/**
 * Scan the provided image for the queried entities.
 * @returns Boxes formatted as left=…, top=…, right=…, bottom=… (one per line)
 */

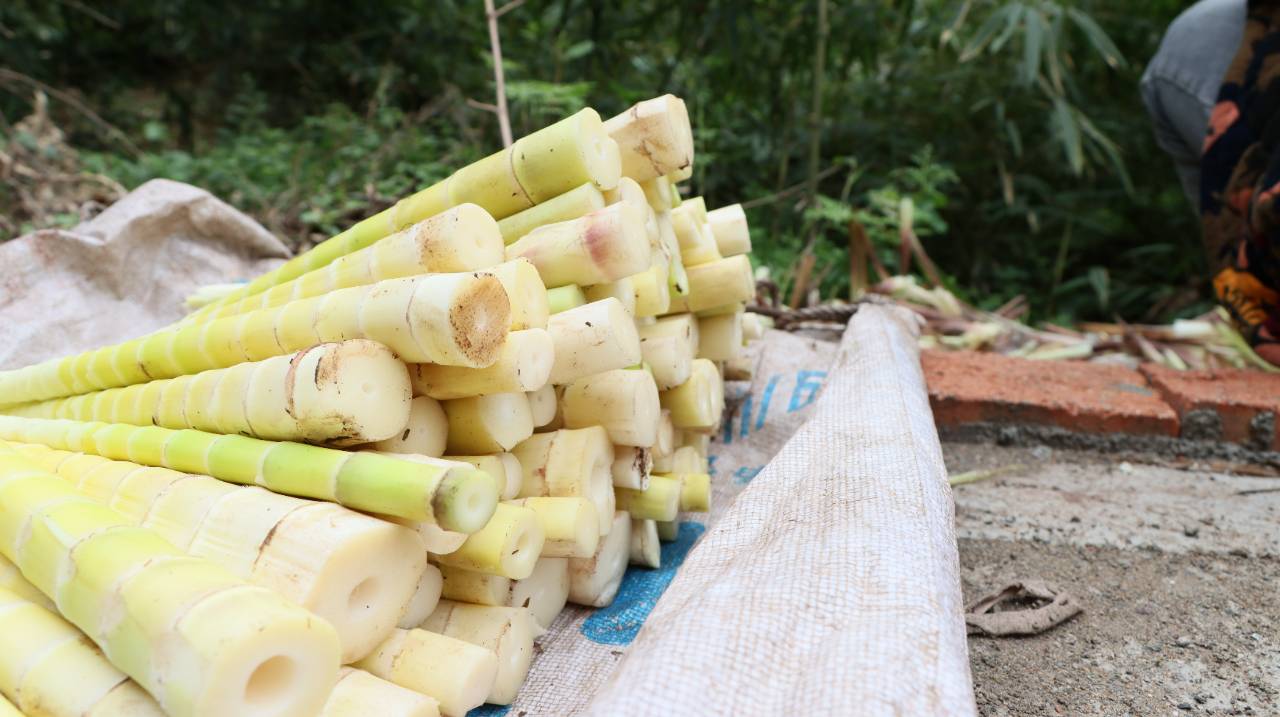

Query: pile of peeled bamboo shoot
left=0, top=94, right=763, bottom=717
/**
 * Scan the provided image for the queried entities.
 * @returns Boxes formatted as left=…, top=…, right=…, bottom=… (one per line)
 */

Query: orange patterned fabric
left=1202, top=2, right=1280, bottom=357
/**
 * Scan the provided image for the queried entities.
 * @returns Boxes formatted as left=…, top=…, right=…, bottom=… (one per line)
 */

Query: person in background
left=1143, top=0, right=1280, bottom=365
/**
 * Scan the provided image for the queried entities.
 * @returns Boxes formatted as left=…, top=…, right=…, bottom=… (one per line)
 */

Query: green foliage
left=0, top=0, right=1203, bottom=323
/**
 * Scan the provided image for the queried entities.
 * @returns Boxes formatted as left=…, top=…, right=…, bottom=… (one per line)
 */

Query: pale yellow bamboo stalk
left=605, top=95, right=694, bottom=182
left=355, top=628, right=497, bottom=717
left=547, top=299, right=642, bottom=385
left=546, top=285, right=587, bottom=315
left=411, top=329, right=553, bottom=400
left=660, top=359, right=724, bottom=431
left=665, top=254, right=755, bottom=314
left=611, top=445, right=652, bottom=491
left=199, top=107, right=623, bottom=316
left=483, top=259, right=549, bottom=331
left=670, top=444, right=708, bottom=474
left=656, top=519, right=679, bottom=542
left=321, top=667, right=441, bottom=717
left=638, top=314, right=700, bottom=390
left=367, top=396, right=448, bottom=458
left=656, top=211, right=689, bottom=296
left=629, top=517, right=661, bottom=568
left=640, top=176, right=674, bottom=213
left=11, top=341, right=412, bottom=445
left=671, top=207, right=722, bottom=267
left=512, top=427, right=615, bottom=536
left=420, top=601, right=542, bottom=706
left=430, top=504, right=544, bottom=580
left=0, top=273, right=511, bottom=406
left=568, top=511, right=632, bottom=607
left=653, top=410, right=675, bottom=463
left=0, top=586, right=166, bottom=717
left=504, top=496, right=599, bottom=559
left=497, top=183, right=605, bottom=245
left=442, top=393, right=534, bottom=454
left=0, top=443, right=341, bottom=717
left=0, top=417, right=497, bottom=528
left=18, top=443, right=429, bottom=663
left=742, top=312, right=770, bottom=341
left=615, top=475, right=682, bottom=521
left=185, top=204, right=504, bottom=325
left=446, top=453, right=522, bottom=501
left=665, top=471, right=712, bottom=512
left=436, top=558, right=568, bottom=630
left=583, top=277, right=637, bottom=316
left=506, top=202, right=651, bottom=288
left=631, top=263, right=672, bottom=317
left=680, top=430, right=712, bottom=456
left=698, top=307, right=745, bottom=361
left=397, top=565, right=443, bottom=631
left=667, top=165, right=693, bottom=183
left=0, top=554, right=53, bottom=612
left=707, top=203, right=752, bottom=256
left=561, top=369, right=661, bottom=447
left=506, top=557, right=569, bottom=629
left=526, top=384, right=558, bottom=428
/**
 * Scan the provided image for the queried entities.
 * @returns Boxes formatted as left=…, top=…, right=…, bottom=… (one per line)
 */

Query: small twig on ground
left=949, top=464, right=1027, bottom=487
left=1236, top=487, right=1280, bottom=496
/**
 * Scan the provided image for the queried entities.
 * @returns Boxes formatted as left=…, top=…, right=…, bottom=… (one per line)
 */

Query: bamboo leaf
left=1075, top=109, right=1134, bottom=194
left=1065, top=7, right=1125, bottom=69
left=990, top=4, right=1023, bottom=54
left=1050, top=97, right=1084, bottom=174
left=1088, top=266, right=1110, bottom=310
left=1019, top=8, right=1044, bottom=86
left=959, top=5, right=1015, bottom=62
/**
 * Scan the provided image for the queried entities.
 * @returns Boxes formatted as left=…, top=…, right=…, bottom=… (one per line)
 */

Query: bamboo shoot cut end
left=526, top=384, right=557, bottom=428
left=629, top=518, right=661, bottom=568
left=568, top=511, right=632, bottom=607
left=547, top=299, right=642, bottom=385
left=291, top=341, right=413, bottom=445
left=397, top=564, right=443, bottom=631
left=507, top=557, right=569, bottom=629
left=368, top=396, right=448, bottom=458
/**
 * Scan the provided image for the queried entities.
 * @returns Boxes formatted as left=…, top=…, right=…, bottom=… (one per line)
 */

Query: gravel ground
left=944, top=443, right=1280, bottom=716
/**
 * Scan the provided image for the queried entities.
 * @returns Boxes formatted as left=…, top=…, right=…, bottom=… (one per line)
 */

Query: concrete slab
left=945, top=443, right=1280, bottom=716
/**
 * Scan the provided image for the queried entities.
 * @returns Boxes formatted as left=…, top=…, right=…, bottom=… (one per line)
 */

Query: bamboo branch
left=0, top=70, right=141, bottom=156
left=805, top=0, right=829, bottom=210
left=484, top=0, right=515, bottom=148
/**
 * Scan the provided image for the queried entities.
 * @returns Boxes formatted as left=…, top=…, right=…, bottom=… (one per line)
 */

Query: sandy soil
left=944, top=442, right=1280, bottom=716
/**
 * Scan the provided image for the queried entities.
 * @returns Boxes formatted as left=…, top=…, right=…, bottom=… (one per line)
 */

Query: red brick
left=1140, top=364, right=1280, bottom=449
left=922, top=350, right=1179, bottom=437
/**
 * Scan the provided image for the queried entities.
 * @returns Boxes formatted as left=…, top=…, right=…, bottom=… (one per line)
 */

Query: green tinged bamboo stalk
left=497, top=183, right=605, bottom=245
left=15, top=442, right=428, bottom=664
left=0, top=417, right=497, bottom=529
left=9, top=341, right=412, bottom=445
left=183, top=204, right=505, bottom=325
left=0, top=273, right=510, bottom=407
left=0, top=442, right=340, bottom=717
left=546, top=285, right=587, bottom=315
left=0, top=586, right=167, bottom=717
left=202, top=108, right=622, bottom=314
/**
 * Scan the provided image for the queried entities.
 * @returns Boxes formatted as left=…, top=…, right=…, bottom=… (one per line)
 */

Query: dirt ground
left=944, top=442, right=1280, bottom=716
